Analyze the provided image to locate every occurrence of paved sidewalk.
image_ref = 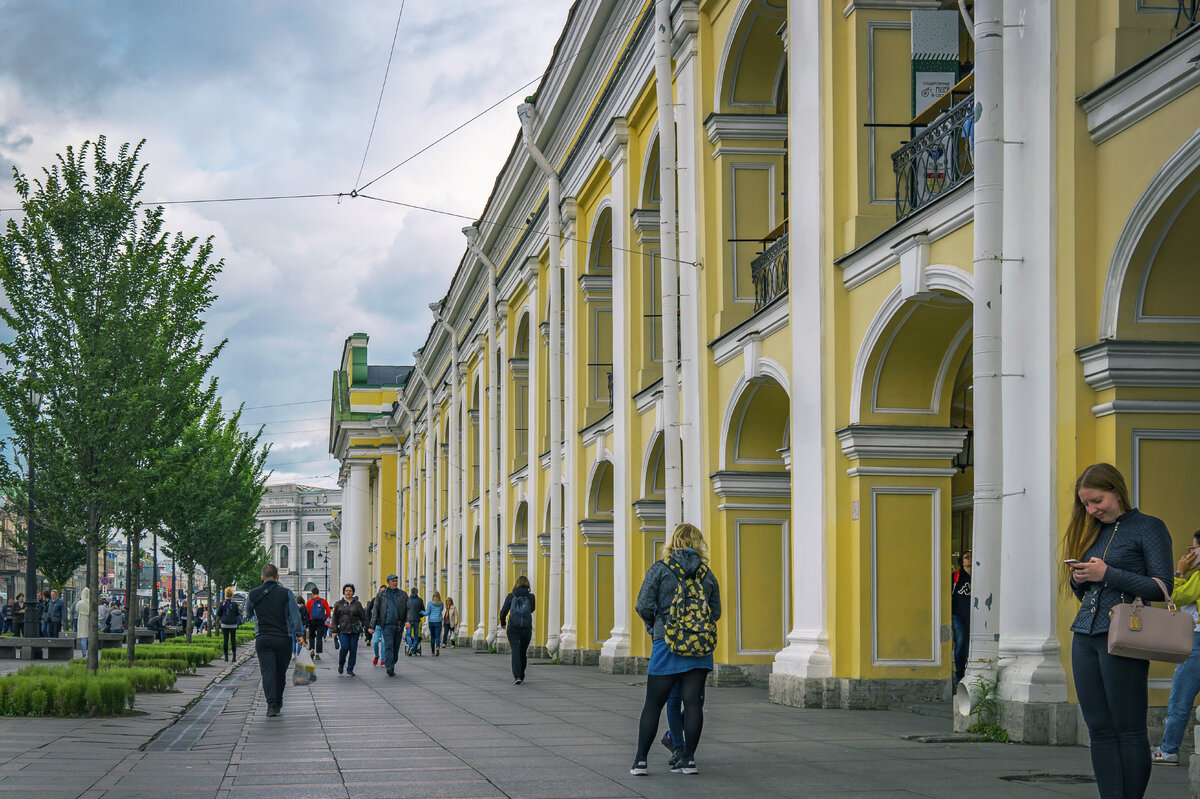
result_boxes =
[0,644,1191,798]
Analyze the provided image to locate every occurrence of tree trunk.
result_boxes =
[86,538,100,674]
[125,530,138,666]
[185,567,194,644]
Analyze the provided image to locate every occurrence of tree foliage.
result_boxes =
[0,137,224,671]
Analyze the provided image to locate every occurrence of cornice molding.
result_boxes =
[709,470,791,498]
[836,425,967,461]
[1077,340,1200,391]
[704,113,788,145]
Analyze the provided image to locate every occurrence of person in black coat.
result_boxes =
[404,586,426,654]
[499,576,536,684]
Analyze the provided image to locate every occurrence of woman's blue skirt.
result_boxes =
[647,637,713,676]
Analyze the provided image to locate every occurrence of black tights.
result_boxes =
[1072,632,1151,798]
[636,669,708,760]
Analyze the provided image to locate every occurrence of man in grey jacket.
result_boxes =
[46,590,65,637]
[369,575,406,676]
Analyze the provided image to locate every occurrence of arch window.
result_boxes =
[512,315,530,467]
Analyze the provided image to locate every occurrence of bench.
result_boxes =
[96,630,157,649]
[0,637,76,661]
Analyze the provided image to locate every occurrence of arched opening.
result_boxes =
[717,376,790,656]
[513,312,531,470]
[585,206,614,422]
[278,544,289,571]
[469,377,481,499]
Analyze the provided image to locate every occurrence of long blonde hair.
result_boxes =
[1060,463,1131,590]
[663,522,709,564]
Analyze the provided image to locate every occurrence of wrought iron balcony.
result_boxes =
[892,91,975,221]
[750,231,789,311]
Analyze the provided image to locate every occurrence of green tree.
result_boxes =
[0,138,223,671]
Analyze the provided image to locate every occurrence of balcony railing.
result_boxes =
[892,91,975,221]
[587,363,613,408]
[750,231,789,311]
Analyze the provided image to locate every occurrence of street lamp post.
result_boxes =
[317,546,330,596]
[22,387,43,639]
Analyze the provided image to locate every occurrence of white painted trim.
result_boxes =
[1092,400,1200,417]
[837,425,968,460]
[1131,428,1200,507]
[712,146,788,159]
[704,113,788,144]
[714,0,787,113]
[1079,26,1200,145]
[711,297,791,366]
[718,501,792,511]
[843,0,941,17]
[1134,181,1200,325]
[1100,128,1200,340]
[1078,340,1200,390]
[838,184,974,290]
[870,486,941,667]
[847,465,959,478]
[710,470,791,498]
[734,517,790,655]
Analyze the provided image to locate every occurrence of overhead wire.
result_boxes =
[354,2,407,191]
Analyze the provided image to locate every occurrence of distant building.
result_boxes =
[256,484,341,598]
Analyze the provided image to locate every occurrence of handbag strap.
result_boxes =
[1149,576,1177,612]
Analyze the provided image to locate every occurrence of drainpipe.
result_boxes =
[653,0,683,529]
[463,226,503,648]
[516,101,562,659]
[958,0,1003,720]
[430,303,462,630]
[411,360,436,596]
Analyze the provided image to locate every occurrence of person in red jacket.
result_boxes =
[306,588,331,661]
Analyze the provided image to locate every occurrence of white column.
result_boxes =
[497,315,510,605]
[601,118,632,662]
[772,1,833,688]
[560,199,579,652]
[448,354,460,610]
[477,334,491,643]
[673,2,704,524]
[524,266,540,600]
[396,454,406,584]
[458,363,470,637]
[996,0,1066,706]
[341,461,371,601]
[409,443,420,587]
[963,0,1005,701]
[425,415,437,596]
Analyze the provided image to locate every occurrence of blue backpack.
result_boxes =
[310,599,326,620]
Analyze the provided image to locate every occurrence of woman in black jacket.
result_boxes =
[499,576,536,685]
[1063,463,1173,799]
[332,583,368,677]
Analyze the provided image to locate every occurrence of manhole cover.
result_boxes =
[1000,774,1096,785]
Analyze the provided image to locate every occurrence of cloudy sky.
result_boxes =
[0,1,569,489]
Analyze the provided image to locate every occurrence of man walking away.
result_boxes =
[47,590,65,637]
[245,563,304,717]
[951,550,972,685]
[405,586,426,656]
[306,588,330,660]
[369,575,406,676]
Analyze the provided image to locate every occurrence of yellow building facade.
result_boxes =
[329,0,1200,743]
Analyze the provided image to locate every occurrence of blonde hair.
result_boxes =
[224,587,234,599]
[663,522,709,564]
[432,591,442,603]
[1060,463,1132,590]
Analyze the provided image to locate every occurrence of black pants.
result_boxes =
[507,627,532,680]
[48,621,62,638]
[1072,632,1151,799]
[307,621,324,653]
[222,627,237,657]
[256,634,293,711]
[636,669,708,761]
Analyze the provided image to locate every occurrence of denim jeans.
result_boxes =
[1160,630,1200,755]
[442,621,453,646]
[666,681,706,751]
[1072,632,1151,799]
[372,626,383,659]
[951,614,969,683]
[380,624,402,670]
[428,622,441,652]
[337,633,359,674]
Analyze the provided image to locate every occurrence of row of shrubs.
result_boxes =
[0,627,256,717]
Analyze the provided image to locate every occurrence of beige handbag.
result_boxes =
[1107,577,1193,663]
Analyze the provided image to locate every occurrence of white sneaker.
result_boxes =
[1151,746,1179,765]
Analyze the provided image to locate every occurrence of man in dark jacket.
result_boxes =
[405,586,426,655]
[369,575,406,676]
[46,590,65,637]
[245,563,304,717]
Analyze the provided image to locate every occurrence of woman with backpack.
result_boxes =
[218,588,242,661]
[629,522,721,778]
[499,576,536,684]
[426,591,445,657]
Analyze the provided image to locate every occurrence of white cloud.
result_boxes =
[0,1,569,489]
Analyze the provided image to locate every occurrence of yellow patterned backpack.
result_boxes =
[663,558,716,656]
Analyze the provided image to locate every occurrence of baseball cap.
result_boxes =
[386,574,398,581]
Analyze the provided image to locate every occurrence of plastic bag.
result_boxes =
[292,646,317,685]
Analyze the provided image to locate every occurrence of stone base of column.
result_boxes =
[495,639,510,654]
[769,675,950,709]
[712,662,771,687]
[472,634,489,651]
[599,655,646,675]
[557,647,599,667]
[529,645,550,659]
[981,699,1080,745]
